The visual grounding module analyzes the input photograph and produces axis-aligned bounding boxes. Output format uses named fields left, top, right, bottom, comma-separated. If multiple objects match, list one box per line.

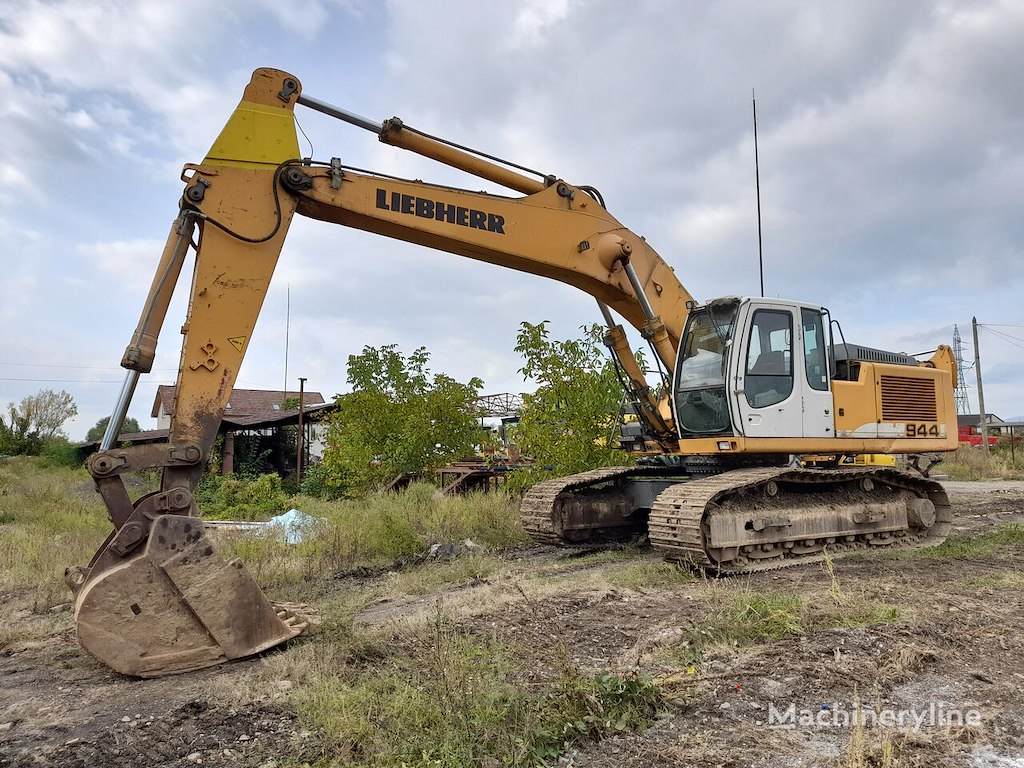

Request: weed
left=0, top=625, right=30, bottom=652
left=822, top=546, right=846, bottom=603
left=859, top=523, right=1024, bottom=563
left=728, top=592, right=805, bottom=641
left=928, top=524, right=1024, bottom=558
left=210, top=484, right=528, bottom=592
left=292, top=612, right=662, bottom=767
left=0, top=458, right=110, bottom=610
left=882, top=643, right=938, bottom=683
left=941, top=445, right=1024, bottom=480
left=662, top=590, right=804, bottom=668
left=965, top=571, right=1024, bottom=589
left=608, top=561, right=696, bottom=590
left=384, top=553, right=503, bottom=596
left=527, top=664, right=663, bottom=764
left=818, top=550, right=902, bottom=629
left=194, top=473, right=289, bottom=520
left=841, top=720, right=900, bottom=768
left=828, top=602, right=902, bottom=629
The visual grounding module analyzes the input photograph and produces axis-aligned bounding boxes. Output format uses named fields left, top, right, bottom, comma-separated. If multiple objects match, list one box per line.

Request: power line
left=0, top=377, right=124, bottom=384
left=980, top=325, right=1024, bottom=344
left=0, top=361, right=177, bottom=371
left=980, top=325, right=1024, bottom=352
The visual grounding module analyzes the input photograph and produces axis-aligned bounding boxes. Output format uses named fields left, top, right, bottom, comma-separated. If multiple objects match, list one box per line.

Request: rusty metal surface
left=648, top=467, right=952, bottom=573
left=72, top=515, right=310, bottom=677
left=437, top=457, right=532, bottom=496
left=519, top=466, right=674, bottom=545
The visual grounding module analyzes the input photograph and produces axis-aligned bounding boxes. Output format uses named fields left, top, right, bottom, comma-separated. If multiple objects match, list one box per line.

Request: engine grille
left=880, top=376, right=938, bottom=421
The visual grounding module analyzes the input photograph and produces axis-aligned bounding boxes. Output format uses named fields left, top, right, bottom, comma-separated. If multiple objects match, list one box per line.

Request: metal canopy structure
left=474, top=393, right=524, bottom=419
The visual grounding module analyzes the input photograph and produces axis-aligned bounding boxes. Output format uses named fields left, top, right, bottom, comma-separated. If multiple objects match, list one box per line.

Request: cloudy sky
left=1, top=0, right=1021, bottom=441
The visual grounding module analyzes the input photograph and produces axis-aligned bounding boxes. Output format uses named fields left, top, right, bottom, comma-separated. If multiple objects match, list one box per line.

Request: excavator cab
left=673, top=297, right=839, bottom=442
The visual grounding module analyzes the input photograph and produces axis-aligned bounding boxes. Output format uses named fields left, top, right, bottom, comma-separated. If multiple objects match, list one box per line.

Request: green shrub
left=299, top=462, right=342, bottom=500
left=40, top=437, right=82, bottom=467
left=195, top=472, right=289, bottom=520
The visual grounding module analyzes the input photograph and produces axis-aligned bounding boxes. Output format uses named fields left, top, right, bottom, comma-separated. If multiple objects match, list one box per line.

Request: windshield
left=674, top=300, right=739, bottom=434
left=677, top=301, right=737, bottom=390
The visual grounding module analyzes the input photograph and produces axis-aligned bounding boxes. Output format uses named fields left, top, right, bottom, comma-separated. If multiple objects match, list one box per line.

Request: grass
left=7, top=458, right=1023, bottom=766
left=859, top=523, right=1024, bottom=563
left=964, top=571, right=1024, bottom=589
left=826, top=602, right=902, bottom=629
left=927, top=524, right=1024, bottom=558
left=215, top=483, right=528, bottom=592
left=608, top=561, right=696, bottom=590
left=941, top=444, right=1024, bottom=480
left=849, top=523, right=1024, bottom=564
left=0, top=458, right=111, bottom=610
left=661, top=556, right=906, bottom=670
left=834, top=700, right=987, bottom=768
left=662, top=589, right=805, bottom=668
left=817, top=548, right=903, bottom=629
left=294, top=481, right=529, bottom=552
left=0, top=458, right=528, bottom=613
left=383, top=552, right=504, bottom=596
left=289, top=610, right=663, bottom=768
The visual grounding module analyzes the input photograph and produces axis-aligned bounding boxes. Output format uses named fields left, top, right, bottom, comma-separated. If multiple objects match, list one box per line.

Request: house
left=151, top=386, right=334, bottom=475
left=957, top=413, right=1011, bottom=446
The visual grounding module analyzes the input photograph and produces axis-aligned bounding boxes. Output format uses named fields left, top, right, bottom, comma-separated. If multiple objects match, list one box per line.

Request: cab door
left=799, top=307, right=834, bottom=438
left=732, top=303, right=803, bottom=438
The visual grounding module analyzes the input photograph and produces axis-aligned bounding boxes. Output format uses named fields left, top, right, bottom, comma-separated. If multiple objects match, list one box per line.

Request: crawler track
left=520, top=466, right=668, bottom=545
left=648, top=467, right=951, bottom=573
left=520, top=466, right=951, bottom=574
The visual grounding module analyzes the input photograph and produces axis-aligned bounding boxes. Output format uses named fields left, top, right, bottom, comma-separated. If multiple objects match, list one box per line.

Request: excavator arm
left=70, top=68, right=693, bottom=676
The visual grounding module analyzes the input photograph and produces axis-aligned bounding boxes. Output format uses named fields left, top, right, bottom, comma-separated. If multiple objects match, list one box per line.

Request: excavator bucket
left=68, top=514, right=311, bottom=677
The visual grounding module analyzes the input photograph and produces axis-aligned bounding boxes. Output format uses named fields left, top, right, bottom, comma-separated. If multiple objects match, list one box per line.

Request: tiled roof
left=153, top=385, right=325, bottom=419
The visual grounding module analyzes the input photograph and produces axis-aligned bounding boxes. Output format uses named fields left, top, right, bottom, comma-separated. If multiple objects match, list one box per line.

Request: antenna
left=753, top=89, right=764, bottom=298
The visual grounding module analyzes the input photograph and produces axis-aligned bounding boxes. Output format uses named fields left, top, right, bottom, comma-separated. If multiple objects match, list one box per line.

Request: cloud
left=985, top=361, right=1024, bottom=386
left=2, top=0, right=1022, bottom=439
left=81, top=238, right=168, bottom=292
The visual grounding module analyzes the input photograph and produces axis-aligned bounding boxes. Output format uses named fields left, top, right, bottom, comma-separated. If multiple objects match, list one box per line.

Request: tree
left=321, top=345, right=483, bottom=496
left=0, top=389, right=78, bottom=455
left=86, top=415, right=141, bottom=442
left=510, top=321, right=631, bottom=488
left=22, top=389, right=78, bottom=439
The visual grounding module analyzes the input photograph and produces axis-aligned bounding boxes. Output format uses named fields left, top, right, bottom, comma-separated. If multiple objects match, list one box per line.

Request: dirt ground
left=2, top=480, right=1023, bottom=768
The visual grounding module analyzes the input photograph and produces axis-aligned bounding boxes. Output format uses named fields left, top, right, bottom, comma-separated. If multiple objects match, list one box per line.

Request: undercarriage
left=520, top=464, right=950, bottom=572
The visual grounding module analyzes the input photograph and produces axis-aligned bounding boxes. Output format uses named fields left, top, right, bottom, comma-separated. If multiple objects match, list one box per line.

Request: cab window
left=801, top=308, right=828, bottom=392
left=744, top=309, right=793, bottom=408
left=674, top=301, right=738, bottom=434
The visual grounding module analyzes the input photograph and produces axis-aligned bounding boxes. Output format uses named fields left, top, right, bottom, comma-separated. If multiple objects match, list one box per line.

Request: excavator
left=68, top=68, right=959, bottom=677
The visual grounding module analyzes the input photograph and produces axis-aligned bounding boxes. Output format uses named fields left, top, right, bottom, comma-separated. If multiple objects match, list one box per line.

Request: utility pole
left=972, top=317, right=989, bottom=454
left=296, top=377, right=307, bottom=482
